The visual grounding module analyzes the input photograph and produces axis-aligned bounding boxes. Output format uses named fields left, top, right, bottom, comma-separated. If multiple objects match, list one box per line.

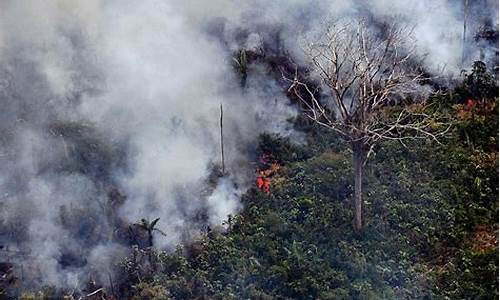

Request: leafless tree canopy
left=285, top=20, right=450, bottom=156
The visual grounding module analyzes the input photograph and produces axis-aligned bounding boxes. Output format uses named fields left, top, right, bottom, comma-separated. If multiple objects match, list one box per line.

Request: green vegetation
left=118, top=63, right=498, bottom=299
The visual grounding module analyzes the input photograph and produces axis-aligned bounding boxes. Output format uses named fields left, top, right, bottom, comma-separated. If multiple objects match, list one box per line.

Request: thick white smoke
left=180, top=0, right=497, bottom=73
left=0, top=0, right=496, bottom=292
left=0, top=0, right=301, bottom=289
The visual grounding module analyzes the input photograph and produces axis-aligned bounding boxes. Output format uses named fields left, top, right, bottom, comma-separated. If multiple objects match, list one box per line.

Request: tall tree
left=284, top=21, right=450, bottom=231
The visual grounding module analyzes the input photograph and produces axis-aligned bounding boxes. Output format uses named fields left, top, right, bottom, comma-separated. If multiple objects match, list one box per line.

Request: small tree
left=285, top=20, right=450, bottom=231
left=459, top=61, right=498, bottom=101
left=134, top=218, right=166, bottom=248
left=133, top=218, right=167, bottom=268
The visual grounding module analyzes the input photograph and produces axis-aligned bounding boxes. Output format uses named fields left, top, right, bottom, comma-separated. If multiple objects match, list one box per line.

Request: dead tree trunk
left=352, top=141, right=366, bottom=232
left=462, top=0, right=469, bottom=67
left=220, top=103, right=225, bottom=174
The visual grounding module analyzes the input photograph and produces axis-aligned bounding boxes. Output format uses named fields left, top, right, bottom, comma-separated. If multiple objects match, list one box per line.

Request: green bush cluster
left=122, top=62, right=498, bottom=299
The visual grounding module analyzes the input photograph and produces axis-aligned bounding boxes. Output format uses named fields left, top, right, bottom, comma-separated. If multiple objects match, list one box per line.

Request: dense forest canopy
left=0, top=0, right=498, bottom=299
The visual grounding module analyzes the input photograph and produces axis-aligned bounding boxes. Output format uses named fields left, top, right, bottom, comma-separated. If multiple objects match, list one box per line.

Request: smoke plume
left=0, top=0, right=497, bottom=292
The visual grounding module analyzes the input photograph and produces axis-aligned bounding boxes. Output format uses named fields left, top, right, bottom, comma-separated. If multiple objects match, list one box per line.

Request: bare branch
left=283, top=20, right=450, bottom=150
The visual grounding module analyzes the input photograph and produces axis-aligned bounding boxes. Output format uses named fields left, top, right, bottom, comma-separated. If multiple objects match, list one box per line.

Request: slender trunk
left=352, top=142, right=366, bottom=232
left=147, top=230, right=153, bottom=248
left=220, top=104, right=225, bottom=174
left=147, top=230, right=154, bottom=268
left=108, top=272, right=115, bottom=297
left=239, top=50, right=248, bottom=88
left=461, top=0, right=468, bottom=67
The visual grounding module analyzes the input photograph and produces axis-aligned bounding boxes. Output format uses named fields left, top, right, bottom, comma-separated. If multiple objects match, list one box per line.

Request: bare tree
left=284, top=20, right=450, bottom=231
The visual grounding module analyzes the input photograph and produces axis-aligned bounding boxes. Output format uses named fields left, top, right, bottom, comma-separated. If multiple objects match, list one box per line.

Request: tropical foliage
left=113, top=62, right=498, bottom=299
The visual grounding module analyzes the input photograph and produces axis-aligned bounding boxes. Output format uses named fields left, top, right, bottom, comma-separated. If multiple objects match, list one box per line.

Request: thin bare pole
left=462, top=0, right=468, bottom=68
left=108, top=272, right=115, bottom=297
left=220, top=103, right=225, bottom=174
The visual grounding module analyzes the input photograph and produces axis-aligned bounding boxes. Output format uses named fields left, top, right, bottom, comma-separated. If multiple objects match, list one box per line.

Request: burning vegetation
left=255, top=153, right=281, bottom=194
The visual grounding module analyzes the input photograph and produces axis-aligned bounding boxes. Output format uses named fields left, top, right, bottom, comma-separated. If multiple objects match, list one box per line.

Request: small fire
left=466, top=98, right=477, bottom=109
left=255, top=154, right=281, bottom=194
left=256, top=172, right=271, bottom=193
